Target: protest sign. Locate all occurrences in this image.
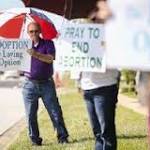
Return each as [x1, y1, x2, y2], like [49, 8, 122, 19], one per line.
[0, 39, 32, 71]
[55, 23, 106, 72]
[106, 0, 150, 71]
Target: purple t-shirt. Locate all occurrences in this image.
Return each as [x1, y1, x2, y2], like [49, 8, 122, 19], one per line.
[25, 38, 55, 80]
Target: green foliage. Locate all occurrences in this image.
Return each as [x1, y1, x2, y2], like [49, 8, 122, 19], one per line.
[120, 70, 137, 95]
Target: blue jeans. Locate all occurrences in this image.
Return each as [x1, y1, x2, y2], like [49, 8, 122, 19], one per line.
[83, 84, 118, 150]
[22, 78, 68, 143]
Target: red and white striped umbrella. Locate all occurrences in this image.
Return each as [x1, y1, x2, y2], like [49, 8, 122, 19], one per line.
[0, 7, 58, 39]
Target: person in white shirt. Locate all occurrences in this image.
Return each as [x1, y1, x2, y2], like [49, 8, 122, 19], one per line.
[80, 1, 119, 150]
[81, 69, 119, 150]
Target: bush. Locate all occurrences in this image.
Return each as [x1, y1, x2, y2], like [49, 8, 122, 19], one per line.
[120, 70, 136, 94]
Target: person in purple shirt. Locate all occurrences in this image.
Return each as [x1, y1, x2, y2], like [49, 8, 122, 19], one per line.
[22, 22, 69, 146]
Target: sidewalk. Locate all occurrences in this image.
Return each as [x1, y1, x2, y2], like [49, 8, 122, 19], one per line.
[0, 88, 24, 135]
[118, 94, 147, 116]
[0, 87, 25, 150]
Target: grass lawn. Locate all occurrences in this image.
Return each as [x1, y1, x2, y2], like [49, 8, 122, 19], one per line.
[8, 88, 148, 150]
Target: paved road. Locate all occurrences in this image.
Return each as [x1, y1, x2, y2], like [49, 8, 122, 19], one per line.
[0, 87, 25, 135]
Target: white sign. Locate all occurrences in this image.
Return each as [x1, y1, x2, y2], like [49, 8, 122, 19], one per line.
[106, 0, 150, 71]
[0, 39, 32, 71]
[55, 23, 106, 72]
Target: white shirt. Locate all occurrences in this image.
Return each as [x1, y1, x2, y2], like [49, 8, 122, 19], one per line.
[81, 69, 119, 90]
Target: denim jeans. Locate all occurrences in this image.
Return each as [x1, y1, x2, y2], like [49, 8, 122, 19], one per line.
[83, 84, 118, 150]
[22, 78, 68, 143]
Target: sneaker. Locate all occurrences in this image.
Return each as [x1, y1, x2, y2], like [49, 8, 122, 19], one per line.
[32, 137, 43, 146]
[58, 138, 69, 144]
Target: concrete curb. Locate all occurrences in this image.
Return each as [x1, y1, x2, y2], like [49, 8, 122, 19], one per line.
[0, 118, 26, 150]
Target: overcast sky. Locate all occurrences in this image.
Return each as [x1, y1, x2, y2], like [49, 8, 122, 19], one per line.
[0, 0, 24, 11]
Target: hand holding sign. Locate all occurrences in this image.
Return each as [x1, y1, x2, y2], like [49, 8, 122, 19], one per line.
[27, 49, 35, 56]
[27, 48, 40, 59]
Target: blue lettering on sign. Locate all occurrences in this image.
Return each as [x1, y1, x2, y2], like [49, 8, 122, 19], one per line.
[126, 5, 141, 19]
[125, 2, 150, 23]
[133, 31, 150, 52]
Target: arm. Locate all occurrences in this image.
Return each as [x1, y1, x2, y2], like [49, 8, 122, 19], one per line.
[27, 48, 54, 64]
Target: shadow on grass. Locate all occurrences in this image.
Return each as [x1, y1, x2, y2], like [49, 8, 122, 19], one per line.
[31, 135, 147, 147]
[36, 137, 94, 147]
[118, 134, 147, 139]
[69, 135, 147, 143]
[69, 137, 94, 144]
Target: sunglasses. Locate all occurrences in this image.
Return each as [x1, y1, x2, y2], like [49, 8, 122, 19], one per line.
[29, 30, 39, 33]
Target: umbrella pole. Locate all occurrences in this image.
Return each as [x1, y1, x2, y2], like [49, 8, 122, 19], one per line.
[58, 0, 71, 37]
[19, 16, 27, 38]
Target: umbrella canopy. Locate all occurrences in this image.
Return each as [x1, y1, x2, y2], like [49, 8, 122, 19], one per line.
[21, 0, 97, 19]
[0, 8, 58, 39]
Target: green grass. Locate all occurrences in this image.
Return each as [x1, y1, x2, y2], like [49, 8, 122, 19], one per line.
[116, 106, 148, 150]
[121, 91, 137, 99]
[8, 90, 148, 150]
